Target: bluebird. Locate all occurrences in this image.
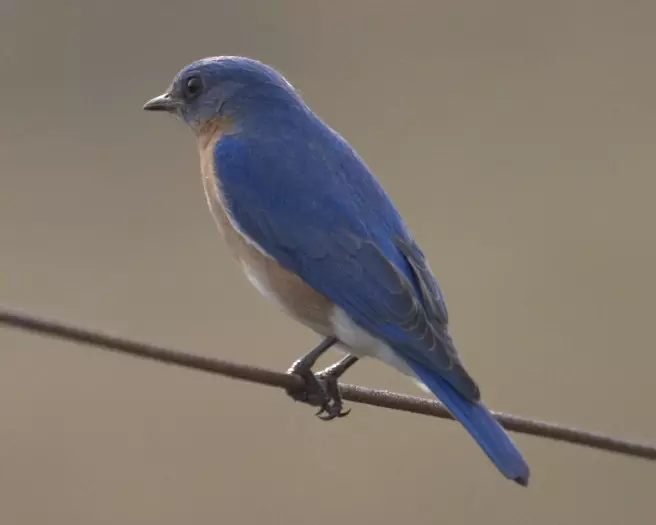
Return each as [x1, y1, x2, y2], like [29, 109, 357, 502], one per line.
[143, 56, 530, 486]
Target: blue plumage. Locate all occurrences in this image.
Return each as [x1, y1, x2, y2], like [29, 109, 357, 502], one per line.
[144, 56, 530, 486]
[214, 95, 479, 395]
[214, 107, 529, 485]
[405, 359, 530, 485]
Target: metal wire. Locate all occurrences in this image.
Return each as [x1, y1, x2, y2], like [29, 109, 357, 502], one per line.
[1, 305, 655, 461]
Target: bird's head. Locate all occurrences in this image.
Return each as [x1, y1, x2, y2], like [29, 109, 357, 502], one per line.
[143, 56, 302, 135]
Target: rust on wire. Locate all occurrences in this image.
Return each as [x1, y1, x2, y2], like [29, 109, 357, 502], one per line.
[1, 306, 655, 462]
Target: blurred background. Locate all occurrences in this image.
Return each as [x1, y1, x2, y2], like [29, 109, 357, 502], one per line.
[1, 1, 655, 523]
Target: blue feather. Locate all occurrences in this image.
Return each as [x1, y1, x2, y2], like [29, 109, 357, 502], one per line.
[404, 358, 530, 485]
[150, 56, 531, 484]
[214, 127, 529, 483]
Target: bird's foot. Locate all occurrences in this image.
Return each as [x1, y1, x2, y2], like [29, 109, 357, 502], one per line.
[314, 368, 351, 421]
[286, 364, 350, 421]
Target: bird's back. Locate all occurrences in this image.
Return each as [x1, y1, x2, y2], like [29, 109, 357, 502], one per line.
[218, 105, 419, 284]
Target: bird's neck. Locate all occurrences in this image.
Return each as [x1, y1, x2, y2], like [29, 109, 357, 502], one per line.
[196, 116, 234, 151]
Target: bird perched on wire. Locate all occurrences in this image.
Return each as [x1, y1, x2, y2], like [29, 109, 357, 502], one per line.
[143, 56, 530, 486]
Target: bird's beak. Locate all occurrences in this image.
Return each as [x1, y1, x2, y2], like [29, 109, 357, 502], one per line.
[143, 92, 178, 112]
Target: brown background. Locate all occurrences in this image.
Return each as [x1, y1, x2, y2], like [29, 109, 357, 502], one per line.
[1, 1, 655, 523]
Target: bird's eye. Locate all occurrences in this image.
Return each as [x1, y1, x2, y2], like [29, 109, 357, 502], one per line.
[183, 75, 203, 100]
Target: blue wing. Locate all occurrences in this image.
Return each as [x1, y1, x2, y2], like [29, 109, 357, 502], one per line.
[213, 122, 530, 484]
[214, 125, 478, 400]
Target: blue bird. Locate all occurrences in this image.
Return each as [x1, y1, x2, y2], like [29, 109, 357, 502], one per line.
[143, 56, 530, 486]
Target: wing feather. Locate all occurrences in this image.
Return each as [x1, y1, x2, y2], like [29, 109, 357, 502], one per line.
[214, 133, 480, 400]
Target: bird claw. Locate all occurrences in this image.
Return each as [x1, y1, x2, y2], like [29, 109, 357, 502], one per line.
[314, 372, 350, 420]
[315, 404, 351, 421]
[286, 366, 351, 421]
[286, 368, 328, 406]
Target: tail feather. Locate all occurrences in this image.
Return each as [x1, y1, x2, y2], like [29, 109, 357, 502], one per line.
[404, 358, 530, 486]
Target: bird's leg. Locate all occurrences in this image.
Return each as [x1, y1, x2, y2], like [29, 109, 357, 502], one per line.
[314, 355, 359, 421]
[287, 337, 358, 420]
[286, 336, 338, 406]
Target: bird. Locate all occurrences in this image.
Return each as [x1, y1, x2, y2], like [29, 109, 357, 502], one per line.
[143, 56, 530, 486]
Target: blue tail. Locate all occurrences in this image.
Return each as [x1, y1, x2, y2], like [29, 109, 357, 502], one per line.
[404, 359, 530, 486]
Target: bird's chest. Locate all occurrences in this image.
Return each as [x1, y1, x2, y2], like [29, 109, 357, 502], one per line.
[199, 140, 334, 335]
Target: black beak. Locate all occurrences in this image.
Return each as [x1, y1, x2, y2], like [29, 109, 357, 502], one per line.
[143, 92, 178, 112]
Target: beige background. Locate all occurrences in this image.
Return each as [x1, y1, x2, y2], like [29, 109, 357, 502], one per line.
[1, 1, 655, 523]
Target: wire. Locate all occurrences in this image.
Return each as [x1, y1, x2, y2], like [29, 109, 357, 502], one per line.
[1, 305, 655, 461]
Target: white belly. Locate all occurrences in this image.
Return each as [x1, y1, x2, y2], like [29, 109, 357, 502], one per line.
[330, 307, 431, 392]
[329, 307, 411, 373]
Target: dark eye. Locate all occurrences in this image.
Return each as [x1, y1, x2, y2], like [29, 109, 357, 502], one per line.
[182, 75, 203, 100]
